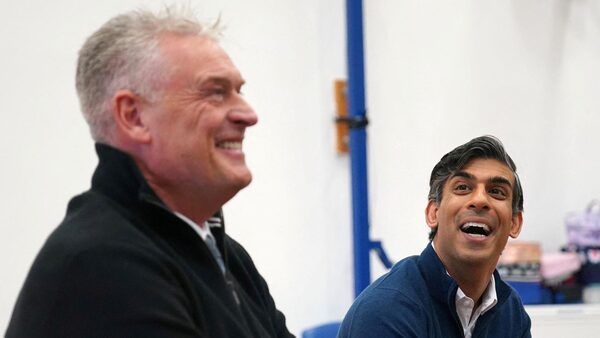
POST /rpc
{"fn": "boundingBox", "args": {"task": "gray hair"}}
[427,135,524,240]
[75,7,221,143]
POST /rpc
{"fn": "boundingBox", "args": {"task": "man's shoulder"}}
[371,254,424,292]
[45,191,149,252]
[341,255,430,320]
[31,190,167,286]
[337,248,458,338]
[338,257,434,338]
[7,192,181,337]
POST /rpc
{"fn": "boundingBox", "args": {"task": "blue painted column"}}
[346,0,371,297]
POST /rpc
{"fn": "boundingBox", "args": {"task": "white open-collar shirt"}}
[432,243,498,338]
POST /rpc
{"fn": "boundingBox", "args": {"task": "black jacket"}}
[7,144,294,338]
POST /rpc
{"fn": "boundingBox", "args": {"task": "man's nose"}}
[230,96,258,127]
[468,186,490,211]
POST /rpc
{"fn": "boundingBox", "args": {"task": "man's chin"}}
[457,249,496,266]
[237,176,252,190]
[229,170,253,190]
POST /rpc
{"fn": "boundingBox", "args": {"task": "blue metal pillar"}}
[346,0,370,298]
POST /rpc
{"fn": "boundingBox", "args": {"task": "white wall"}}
[2,0,600,336]
[366,0,600,280]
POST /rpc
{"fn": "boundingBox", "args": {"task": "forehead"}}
[158,33,243,84]
[450,158,514,183]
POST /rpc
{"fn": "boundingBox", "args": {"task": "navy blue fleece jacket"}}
[338,243,531,338]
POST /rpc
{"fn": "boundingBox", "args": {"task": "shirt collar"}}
[455,274,497,337]
[430,241,498,311]
[456,274,498,314]
[174,212,212,241]
[430,241,498,333]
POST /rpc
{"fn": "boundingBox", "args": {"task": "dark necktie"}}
[205,233,226,274]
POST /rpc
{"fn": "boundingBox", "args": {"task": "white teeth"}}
[217,142,242,150]
[461,222,490,232]
[460,222,491,237]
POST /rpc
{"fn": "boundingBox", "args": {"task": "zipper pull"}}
[225,277,240,305]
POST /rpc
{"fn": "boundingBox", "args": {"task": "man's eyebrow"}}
[196,72,245,85]
[490,176,513,188]
[194,76,246,92]
[451,171,475,180]
[196,76,228,86]
[451,171,513,188]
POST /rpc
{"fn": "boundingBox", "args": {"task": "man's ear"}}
[425,200,439,230]
[509,211,523,238]
[111,90,151,144]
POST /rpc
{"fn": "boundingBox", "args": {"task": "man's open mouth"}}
[216,141,242,150]
[460,222,491,237]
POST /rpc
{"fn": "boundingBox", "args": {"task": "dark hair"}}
[427,135,524,240]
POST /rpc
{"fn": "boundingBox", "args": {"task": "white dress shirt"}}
[455,274,498,338]
[431,242,498,337]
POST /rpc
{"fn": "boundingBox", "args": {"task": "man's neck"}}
[446,262,495,305]
[150,184,224,225]
[430,241,495,304]
[133,159,231,226]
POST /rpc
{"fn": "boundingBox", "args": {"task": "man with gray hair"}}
[338,135,531,338]
[7,8,293,338]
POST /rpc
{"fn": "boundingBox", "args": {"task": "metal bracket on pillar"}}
[370,240,394,269]
[335,114,369,129]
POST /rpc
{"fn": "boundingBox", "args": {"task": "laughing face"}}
[426,158,523,271]
[141,34,257,200]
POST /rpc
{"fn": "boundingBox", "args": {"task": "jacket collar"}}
[418,242,513,311]
[419,243,459,306]
[90,143,226,237]
[91,143,149,205]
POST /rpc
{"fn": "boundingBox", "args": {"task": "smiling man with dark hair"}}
[338,135,531,338]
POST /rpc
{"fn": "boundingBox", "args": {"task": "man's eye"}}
[212,87,226,95]
[489,187,507,198]
[454,184,470,192]
[208,88,226,101]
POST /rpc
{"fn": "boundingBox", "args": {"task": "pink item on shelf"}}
[540,252,581,285]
